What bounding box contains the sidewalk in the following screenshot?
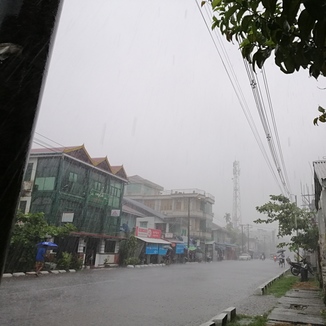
[267,287,325,325]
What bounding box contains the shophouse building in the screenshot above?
[124,175,215,250]
[19,145,127,267]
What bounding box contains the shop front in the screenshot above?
[168,240,187,263]
[135,237,172,264]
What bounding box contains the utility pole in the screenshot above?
[294,195,300,261]
[232,161,242,229]
[246,224,251,253]
[240,224,244,253]
[187,197,190,250]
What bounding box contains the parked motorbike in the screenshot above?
[286,257,313,276]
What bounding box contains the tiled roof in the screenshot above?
[111,165,127,179]
[30,145,126,180]
[92,157,112,173]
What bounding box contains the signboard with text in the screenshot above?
[135,226,161,239]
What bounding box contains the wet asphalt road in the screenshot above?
[0,259,284,326]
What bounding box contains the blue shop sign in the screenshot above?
[158,246,167,255]
[176,243,186,254]
[146,244,158,255]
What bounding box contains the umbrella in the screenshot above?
[37,241,58,248]
[277,249,285,253]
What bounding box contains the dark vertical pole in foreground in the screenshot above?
[0,0,64,281]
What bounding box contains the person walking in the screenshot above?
[35,245,47,275]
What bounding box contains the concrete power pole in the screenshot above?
[232,161,242,229]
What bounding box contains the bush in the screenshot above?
[124,257,140,266]
[70,254,83,270]
[56,252,72,270]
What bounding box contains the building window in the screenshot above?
[24,163,33,181]
[19,200,27,213]
[140,221,148,228]
[108,181,122,208]
[34,177,55,191]
[175,200,182,210]
[143,200,155,210]
[161,199,172,211]
[69,172,78,182]
[105,240,116,253]
[94,181,102,191]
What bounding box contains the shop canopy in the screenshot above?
[135,236,171,245]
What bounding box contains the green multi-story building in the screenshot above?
[19,145,127,267]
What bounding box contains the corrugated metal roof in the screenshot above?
[122,205,145,217]
[135,236,171,244]
[313,160,326,185]
[123,197,166,219]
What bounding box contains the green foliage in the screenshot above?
[70,254,84,270]
[124,257,140,266]
[266,274,298,297]
[5,211,76,273]
[224,213,248,248]
[56,252,72,270]
[313,106,326,125]
[255,194,318,252]
[204,0,326,79]
[226,314,267,326]
[119,235,139,266]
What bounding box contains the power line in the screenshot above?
[194,1,285,193]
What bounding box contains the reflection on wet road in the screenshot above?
[0,260,284,326]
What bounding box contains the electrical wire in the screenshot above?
[195,0,285,194]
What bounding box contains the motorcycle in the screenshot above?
[286,257,314,276]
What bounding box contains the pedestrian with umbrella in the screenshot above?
[35,241,58,275]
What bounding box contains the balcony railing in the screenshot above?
[160,188,215,201]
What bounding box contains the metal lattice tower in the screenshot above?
[232,161,242,228]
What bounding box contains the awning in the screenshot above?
[135,236,171,245]
[167,239,184,244]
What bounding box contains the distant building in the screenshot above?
[211,223,238,260]
[124,175,215,248]
[19,145,127,267]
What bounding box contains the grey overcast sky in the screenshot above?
[34,0,326,227]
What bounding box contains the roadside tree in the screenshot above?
[5,211,75,273]
[203,0,326,124]
[254,194,318,252]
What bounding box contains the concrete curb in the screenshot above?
[256,267,290,295]
[198,307,236,326]
[3,269,77,277]
[198,269,290,326]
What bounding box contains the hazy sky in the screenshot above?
[34,0,326,227]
